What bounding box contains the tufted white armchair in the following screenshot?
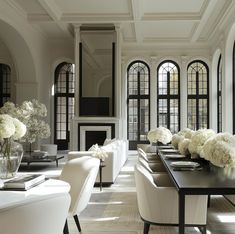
[60,156,100,233]
[134,163,208,234]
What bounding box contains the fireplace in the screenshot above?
[85,131,107,150]
[78,123,115,150]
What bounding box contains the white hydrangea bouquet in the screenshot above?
[0,100,50,145]
[90,144,108,161]
[201,132,235,168]
[188,128,215,158]
[171,128,194,149]
[147,126,172,145]
[0,114,26,178]
[0,114,26,155]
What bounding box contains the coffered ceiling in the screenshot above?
[7,0,235,48]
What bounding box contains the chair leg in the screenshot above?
[207,195,211,208]
[63,219,69,234]
[143,222,150,234]
[73,215,81,232]
[198,225,206,234]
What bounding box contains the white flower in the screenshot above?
[179,128,195,139]
[91,144,108,161]
[0,100,50,143]
[0,114,15,139]
[188,129,215,156]
[178,138,191,155]
[147,127,172,144]
[12,118,26,140]
[201,132,235,167]
[171,134,184,149]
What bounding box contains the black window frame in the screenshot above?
[54,62,75,150]
[187,60,209,130]
[217,55,222,132]
[0,64,11,107]
[127,60,150,150]
[157,60,181,133]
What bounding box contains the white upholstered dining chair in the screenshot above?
[137,147,161,162]
[134,163,208,234]
[0,193,70,234]
[60,156,100,233]
[138,157,166,173]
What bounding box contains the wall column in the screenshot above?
[180,56,188,130]
[74,24,81,117]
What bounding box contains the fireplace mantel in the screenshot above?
[70,116,120,150]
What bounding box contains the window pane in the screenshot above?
[140,99,149,140]
[0,64,11,106]
[187,61,209,130]
[127,61,150,144]
[55,63,75,145]
[157,61,180,133]
[188,99,197,130]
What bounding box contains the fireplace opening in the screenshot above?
[85,131,107,150]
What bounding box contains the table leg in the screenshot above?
[56,159,58,167]
[99,165,102,191]
[179,191,185,234]
[27,162,30,170]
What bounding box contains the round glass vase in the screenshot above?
[0,141,23,179]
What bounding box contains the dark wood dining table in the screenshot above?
[158,149,235,234]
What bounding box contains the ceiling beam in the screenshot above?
[131,0,143,43]
[191,0,218,42]
[38,0,73,39]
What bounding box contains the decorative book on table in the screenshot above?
[3,174,46,190]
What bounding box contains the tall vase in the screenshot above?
[0,141,23,179]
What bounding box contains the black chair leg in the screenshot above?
[74,215,81,232]
[143,222,150,234]
[63,219,69,234]
[198,225,206,234]
[207,195,211,208]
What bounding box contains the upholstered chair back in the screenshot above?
[134,163,208,225]
[60,156,100,216]
[0,193,70,234]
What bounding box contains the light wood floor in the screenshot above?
[68,154,235,234]
[20,152,235,234]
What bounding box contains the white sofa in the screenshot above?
[67,139,128,184]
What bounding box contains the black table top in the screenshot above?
[159,152,235,195]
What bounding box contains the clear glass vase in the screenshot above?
[0,141,23,179]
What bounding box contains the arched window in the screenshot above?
[0,64,11,106]
[54,62,75,150]
[217,55,222,132]
[157,61,180,133]
[187,60,209,130]
[127,61,150,150]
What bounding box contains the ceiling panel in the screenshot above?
[141,21,195,39]
[16,0,48,14]
[143,0,206,14]
[55,0,131,14]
